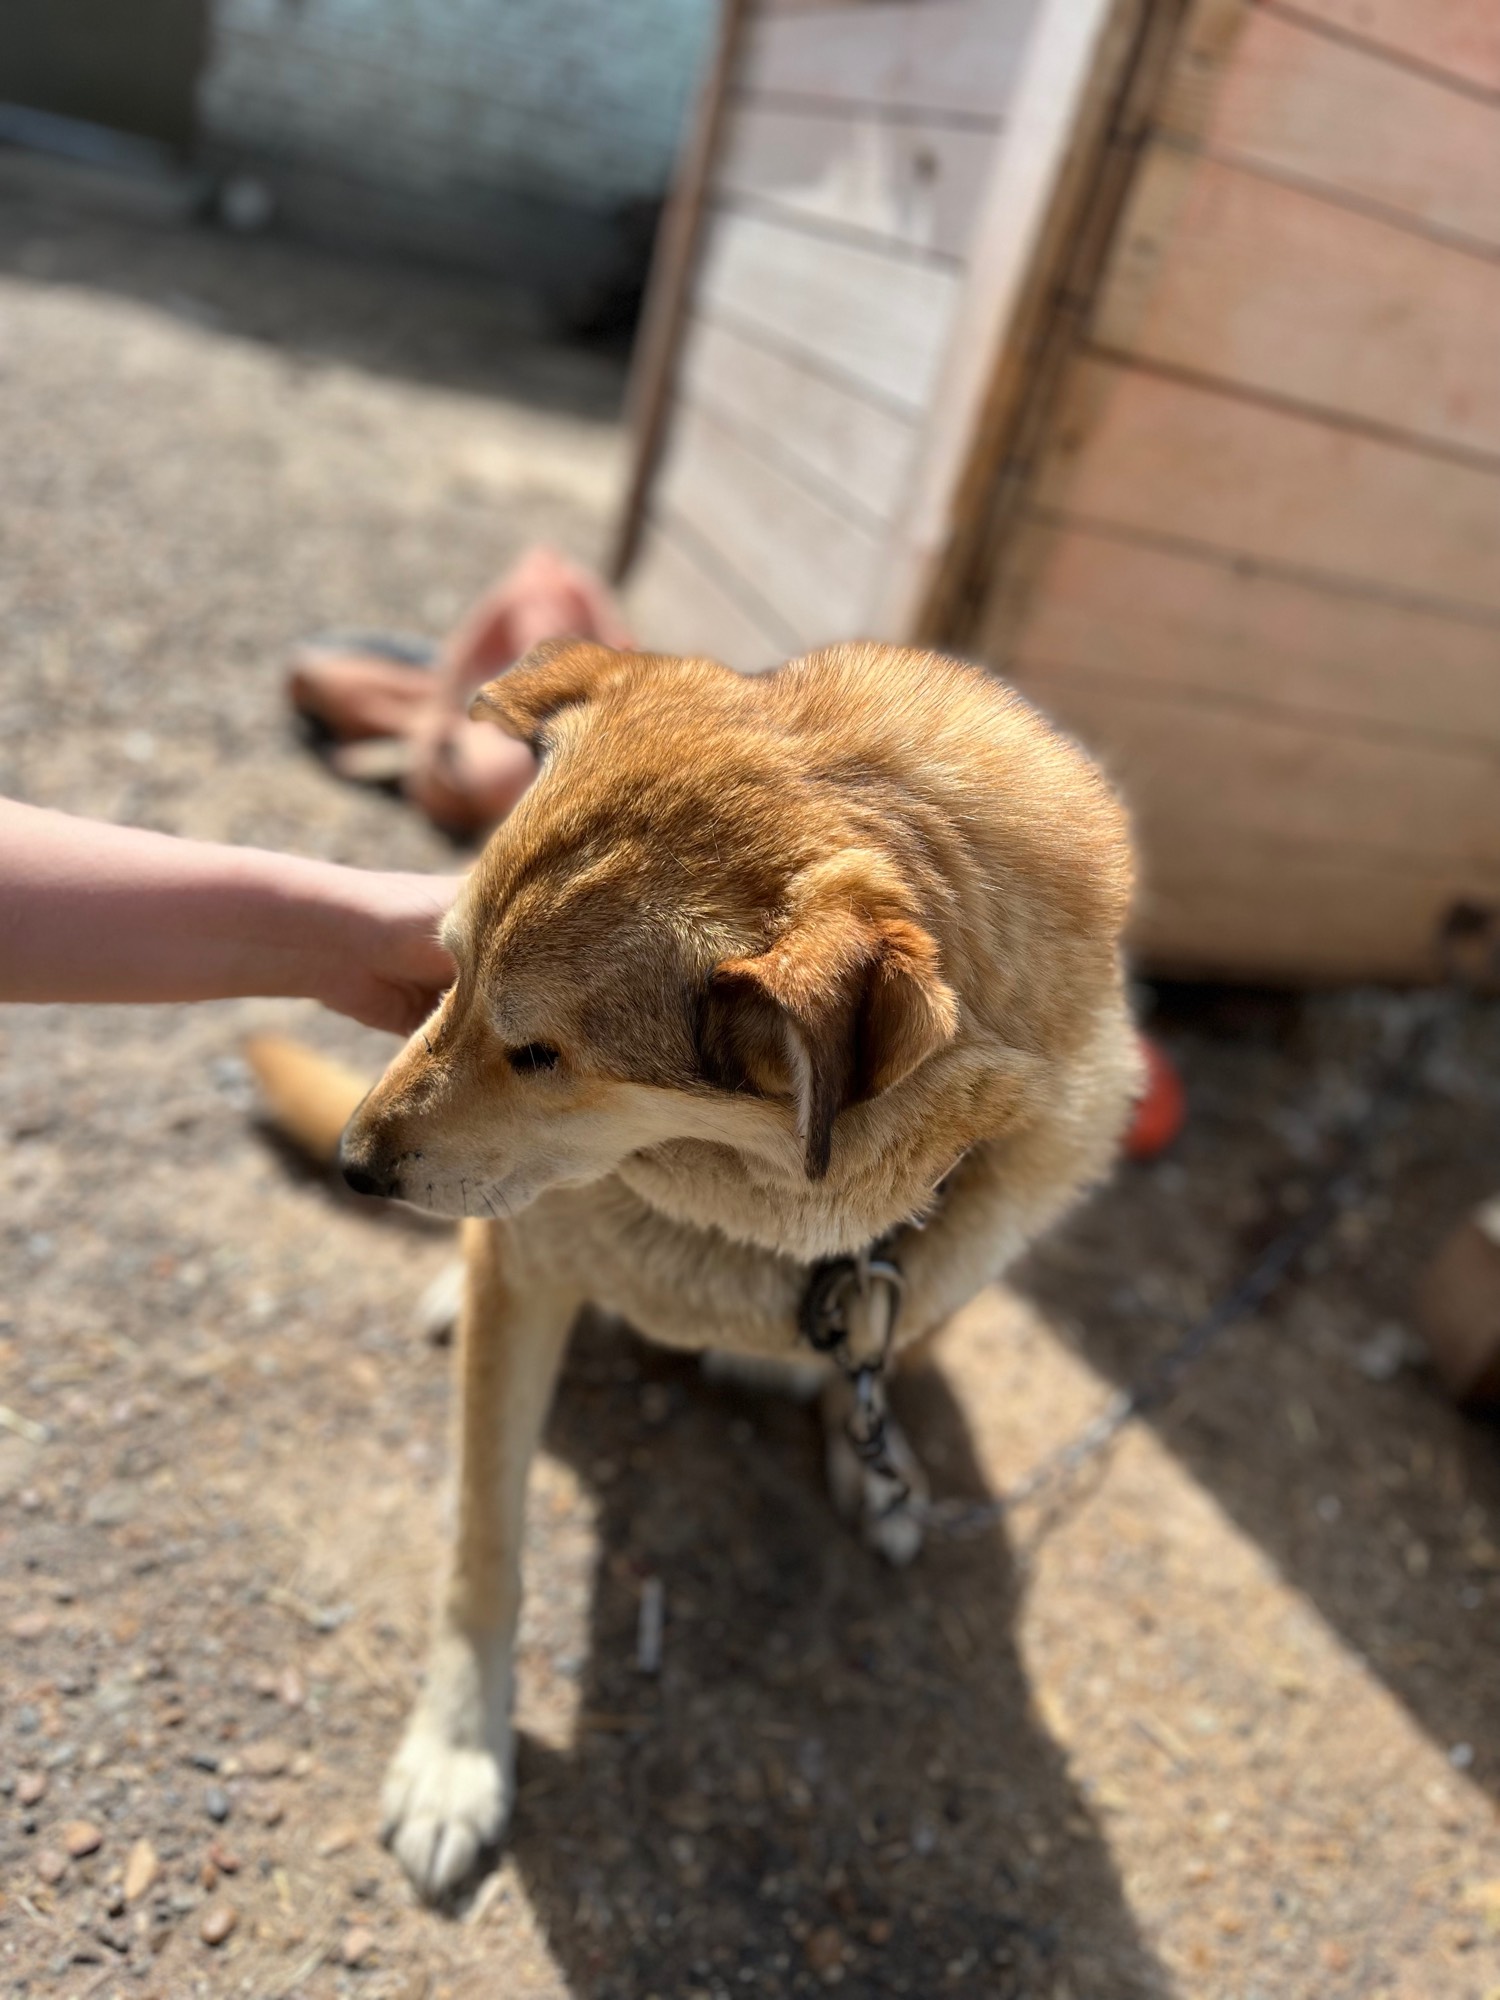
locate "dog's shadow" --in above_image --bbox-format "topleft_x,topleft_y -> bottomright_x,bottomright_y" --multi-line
499,1315 -> 1167,1998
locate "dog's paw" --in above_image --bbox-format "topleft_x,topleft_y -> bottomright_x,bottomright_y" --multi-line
865,1479 -> 926,1566
416,1259 -> 464,1345
380,1720 -> 513,1900
823,1398 -> 929,1567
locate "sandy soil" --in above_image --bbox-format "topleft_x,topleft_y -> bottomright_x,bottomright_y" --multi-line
3,180 -> 1500,2000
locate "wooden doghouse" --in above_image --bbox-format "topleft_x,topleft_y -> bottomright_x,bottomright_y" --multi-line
614,0 -> 1500,985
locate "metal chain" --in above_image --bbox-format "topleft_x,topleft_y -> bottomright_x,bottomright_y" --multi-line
800,1245 -> 911,1513
922,993 -> 1459,1539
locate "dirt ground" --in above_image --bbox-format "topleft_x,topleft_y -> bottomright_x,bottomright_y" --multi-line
4,178 -> 1500,2000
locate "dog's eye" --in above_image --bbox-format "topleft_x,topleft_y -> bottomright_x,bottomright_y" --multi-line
506,1042 -> 560,1076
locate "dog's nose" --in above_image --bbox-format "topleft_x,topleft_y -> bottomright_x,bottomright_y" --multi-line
342,1160 -> 396,1199
338,1131 -> 401,1200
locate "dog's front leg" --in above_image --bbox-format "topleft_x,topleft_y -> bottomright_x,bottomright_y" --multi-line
382,1219 -> 576,1900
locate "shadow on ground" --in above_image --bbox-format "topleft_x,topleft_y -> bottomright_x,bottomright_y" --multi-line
1016,985 -> 1500,1814
0,164 -> 628,418
498,1318 -> 1168,1999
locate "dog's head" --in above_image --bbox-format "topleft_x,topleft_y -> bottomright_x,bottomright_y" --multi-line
338,641 -> 959,1220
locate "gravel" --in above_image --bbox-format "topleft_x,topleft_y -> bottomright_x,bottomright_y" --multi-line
4,174 -> 1500,2000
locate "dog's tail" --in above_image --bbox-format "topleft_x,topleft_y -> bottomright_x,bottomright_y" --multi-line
244,1035 -> 369,1167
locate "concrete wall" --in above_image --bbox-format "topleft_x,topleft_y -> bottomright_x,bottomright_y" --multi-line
197,0 -> 715,312
4,0 -> 208,150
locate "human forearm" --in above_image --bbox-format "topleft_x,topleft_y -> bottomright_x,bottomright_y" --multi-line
0,802 -> 458,1032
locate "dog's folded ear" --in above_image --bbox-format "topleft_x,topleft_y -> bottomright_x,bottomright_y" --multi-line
705,904 -> 959,1180
470,639 -> 629,750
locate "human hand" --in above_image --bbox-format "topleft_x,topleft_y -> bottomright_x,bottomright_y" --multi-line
311,869 -> 464,1035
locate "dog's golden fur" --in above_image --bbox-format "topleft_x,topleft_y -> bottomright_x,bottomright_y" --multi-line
251,638 -> 1140,1900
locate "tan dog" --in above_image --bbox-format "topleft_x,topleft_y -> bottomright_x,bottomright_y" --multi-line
252,638 -> 1139,1900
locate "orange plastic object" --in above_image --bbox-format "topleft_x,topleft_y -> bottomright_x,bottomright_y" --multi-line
1125,1034 -> 1186,1160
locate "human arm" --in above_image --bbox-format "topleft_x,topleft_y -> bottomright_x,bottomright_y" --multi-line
0,800 -> 460,1035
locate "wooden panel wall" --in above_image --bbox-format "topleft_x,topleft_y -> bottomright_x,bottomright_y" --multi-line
622,0 -> 1041,671
976,0 -> 1500,982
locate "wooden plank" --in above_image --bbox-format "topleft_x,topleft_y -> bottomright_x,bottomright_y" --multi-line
1125,832 -> 1488,982
1093,144 -> 1500,461
987,520 -> 1500,749
1007,664 -> 1500,979
1160,5 -> 1500,255
1032,357 -> 1500,617
624,519 -> 789,675
1280,0 -> 1500,97
715,99 -> 998,259
612,0 -> 748,581
695,205 -> 961,410
677,314 -> 919,525
738,0 -> 1038,118
1004,667 -> 1500,873
656,400 -> 885,644
868,0 -> 1155,636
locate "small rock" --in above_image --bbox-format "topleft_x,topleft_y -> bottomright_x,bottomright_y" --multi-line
36,1849 -> 67,1885
1417,1208 -> 1500,1405
208,1840 -> 241,1874
805,1925 -> 847,1979
1355,1322 -> 1420,1383
123,1837 -> 159,1903
63,1819 -> 103,1858
17,1770 -> 48,1806
10,1609 -> 51,1642
201,1859 -> 219,1892
342,1927 -> 376,1968
639,1382 -> 673,1426
241,1739 -> 289,1778
279,1668 -> 306,1709
663,1793 -> 712,1834
246,1793 -> 283,1826
85,1483 -> 139,1529
316,1822 -> 360,1858
204,1785 -> 231,1823
199,1902 -> 238,1948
